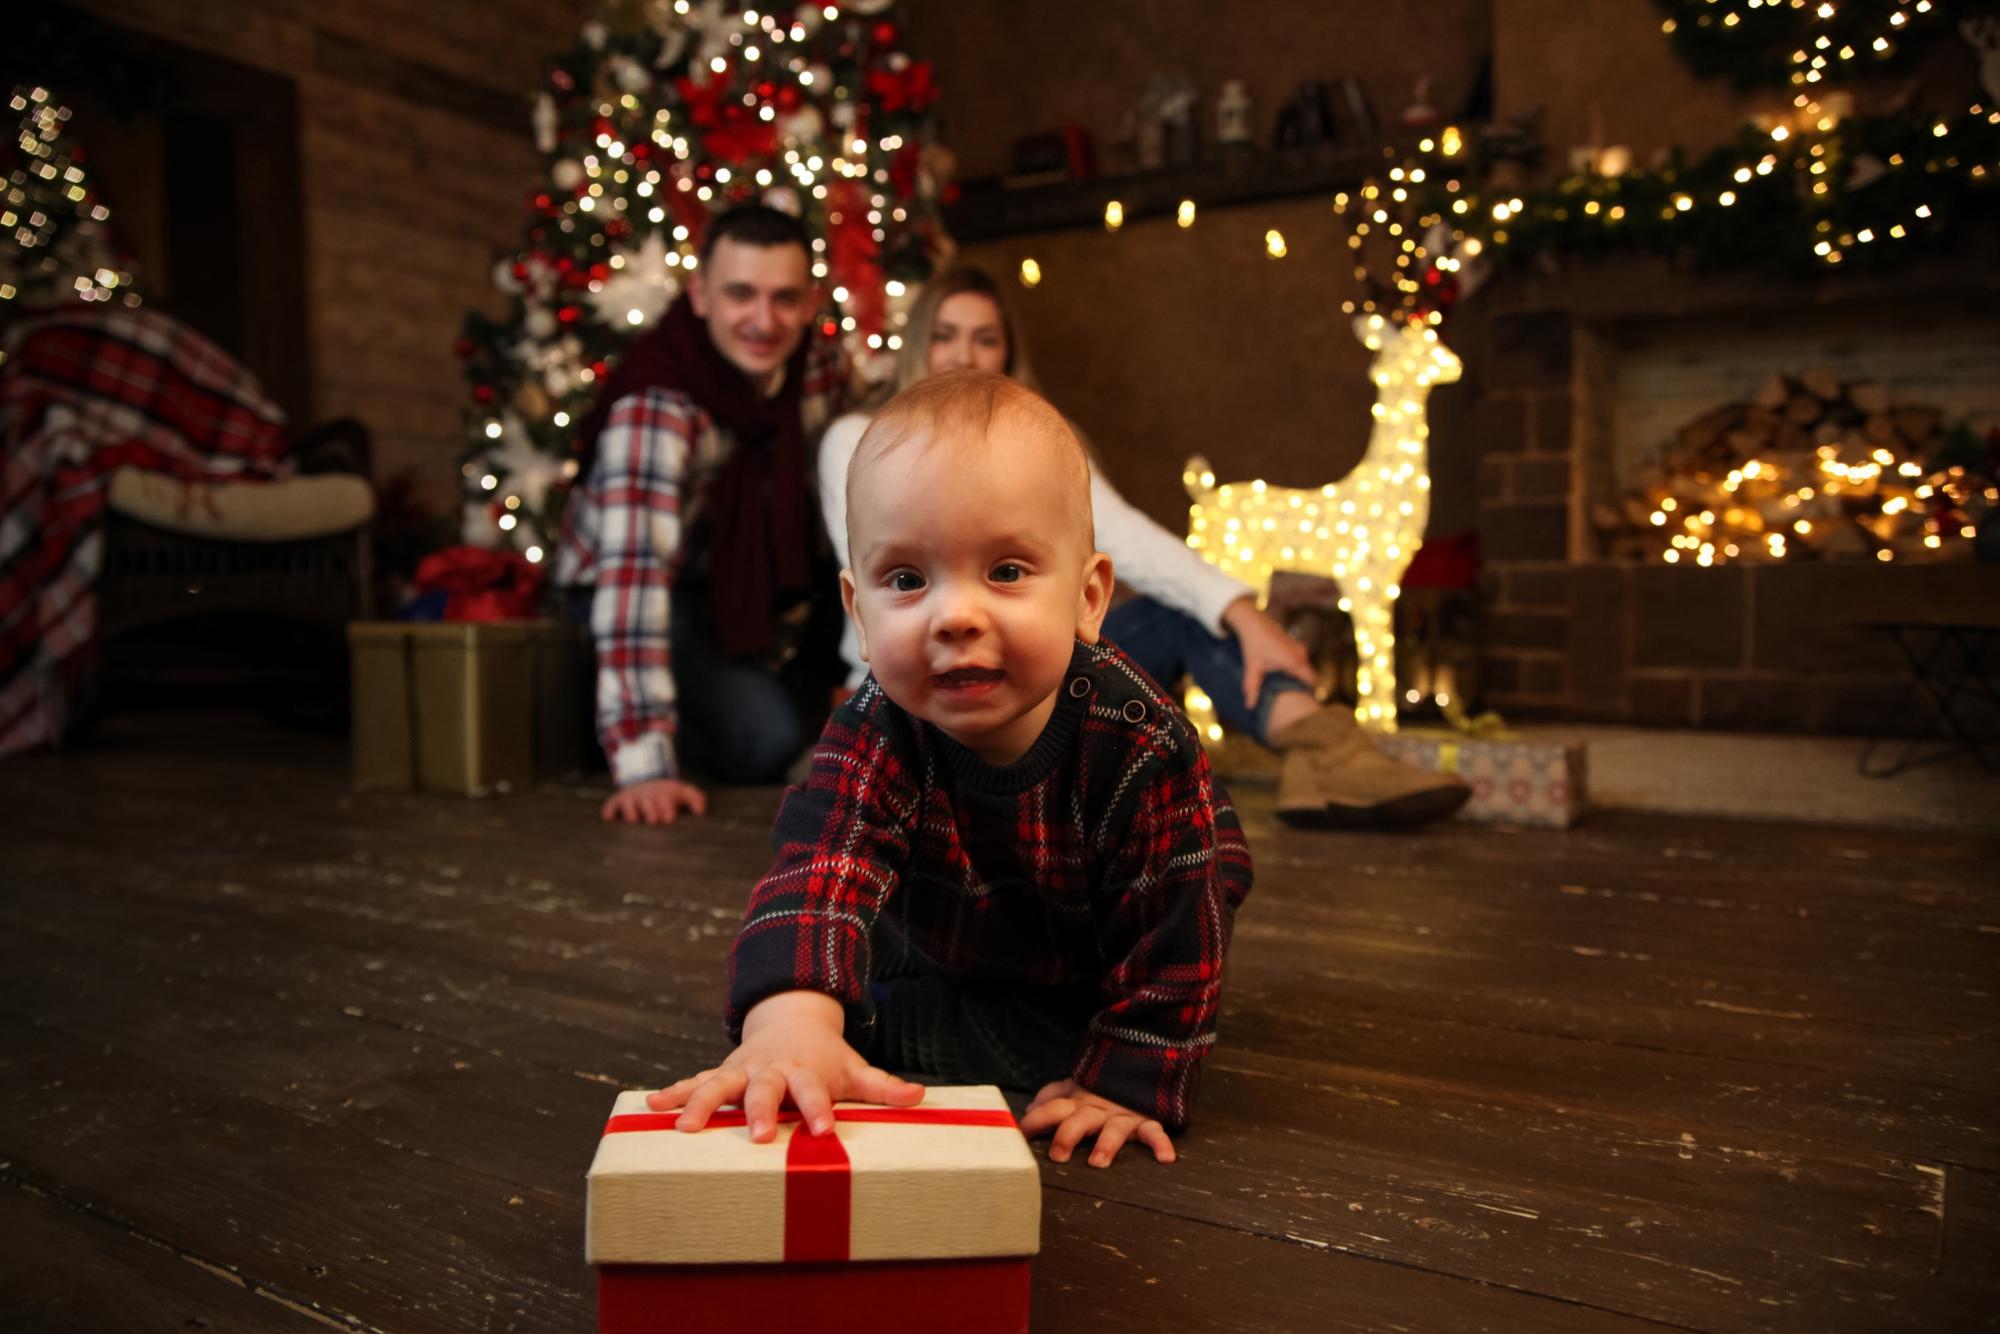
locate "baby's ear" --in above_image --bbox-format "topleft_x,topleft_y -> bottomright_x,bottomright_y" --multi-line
839,568 -> 870,661
1074,551 -> 1115,644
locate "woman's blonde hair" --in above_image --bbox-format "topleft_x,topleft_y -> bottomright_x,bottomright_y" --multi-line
893,266 -> 1039,394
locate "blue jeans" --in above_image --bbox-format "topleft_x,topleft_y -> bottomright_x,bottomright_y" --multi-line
566,587 -> 808,783
1101,597 -> 1314,746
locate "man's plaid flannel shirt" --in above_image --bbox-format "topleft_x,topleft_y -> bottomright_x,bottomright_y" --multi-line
726,640 -> 1254,1131
554,337 -> 842,786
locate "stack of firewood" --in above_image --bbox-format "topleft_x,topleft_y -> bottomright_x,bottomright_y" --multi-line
1594,369 -> 1966,565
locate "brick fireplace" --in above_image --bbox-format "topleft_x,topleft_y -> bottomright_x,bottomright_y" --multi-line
1462,250 -> 2000,734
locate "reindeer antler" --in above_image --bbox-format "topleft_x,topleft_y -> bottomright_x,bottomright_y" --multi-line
1332,140 -> 1489,331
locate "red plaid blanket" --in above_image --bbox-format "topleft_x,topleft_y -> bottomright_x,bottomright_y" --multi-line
1,307 -> 291,755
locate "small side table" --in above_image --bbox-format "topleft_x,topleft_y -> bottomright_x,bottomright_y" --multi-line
1857,614 -> 2000,776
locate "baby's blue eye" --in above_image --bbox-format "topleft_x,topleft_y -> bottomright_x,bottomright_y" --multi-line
991,563 -> 1022,583
890,570 -> 925,592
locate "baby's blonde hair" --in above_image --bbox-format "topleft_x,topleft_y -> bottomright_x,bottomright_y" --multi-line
847,369 -> 1092,552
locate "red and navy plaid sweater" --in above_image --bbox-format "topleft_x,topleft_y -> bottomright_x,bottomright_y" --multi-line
726,639 -> 1254,1130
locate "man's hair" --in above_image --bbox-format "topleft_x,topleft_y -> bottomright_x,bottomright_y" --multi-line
848,369 -> 1092,551
699,204 -> 811,262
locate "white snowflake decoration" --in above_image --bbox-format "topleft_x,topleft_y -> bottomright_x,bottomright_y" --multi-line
587,231 -> 682,331
488,412 -> 564,514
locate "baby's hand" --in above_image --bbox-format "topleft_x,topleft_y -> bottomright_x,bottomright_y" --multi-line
647,990 -> 924,1141
1020,1079 -> 1176,1168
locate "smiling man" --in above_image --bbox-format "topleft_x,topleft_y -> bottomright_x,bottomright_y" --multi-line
556,205 -> 845,825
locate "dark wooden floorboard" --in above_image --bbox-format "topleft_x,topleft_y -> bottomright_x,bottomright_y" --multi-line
2,711 -> 1996,1331
0,1178 -> 340,1333
1944,1165 -> 2000,1278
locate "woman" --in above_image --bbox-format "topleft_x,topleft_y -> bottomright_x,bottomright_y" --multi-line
816,267 -> 1467,828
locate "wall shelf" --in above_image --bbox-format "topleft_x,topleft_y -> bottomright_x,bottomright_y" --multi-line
943,138 -> 1407,242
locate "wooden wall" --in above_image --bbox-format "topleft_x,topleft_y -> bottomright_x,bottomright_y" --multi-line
1492,0 -> 1769,168
73,0 -> 587,513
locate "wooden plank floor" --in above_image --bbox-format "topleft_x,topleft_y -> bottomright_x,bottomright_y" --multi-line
3,710 -> 1997,1333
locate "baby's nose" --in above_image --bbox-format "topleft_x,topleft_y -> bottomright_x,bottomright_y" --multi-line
933,593 -> 986,637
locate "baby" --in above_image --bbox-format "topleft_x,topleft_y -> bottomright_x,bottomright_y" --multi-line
650,370 -> 1253,1167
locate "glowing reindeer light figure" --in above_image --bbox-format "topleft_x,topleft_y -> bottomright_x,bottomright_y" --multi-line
1184,313 -> 1462,733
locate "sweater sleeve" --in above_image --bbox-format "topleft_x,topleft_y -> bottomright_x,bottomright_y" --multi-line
725,696 -> 915,1044
1090,466 -> 1250,635
1072,726 -> 1253,1130
817,411 -> 871,688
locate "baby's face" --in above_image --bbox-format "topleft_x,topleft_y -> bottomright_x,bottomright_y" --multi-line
842,418 -> 1109,765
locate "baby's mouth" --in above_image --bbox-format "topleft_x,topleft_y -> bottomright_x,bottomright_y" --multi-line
933,666 -> 1005,690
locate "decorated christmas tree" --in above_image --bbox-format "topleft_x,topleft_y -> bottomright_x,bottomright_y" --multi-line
454,0 -> 952,562
1,83 -> 140,320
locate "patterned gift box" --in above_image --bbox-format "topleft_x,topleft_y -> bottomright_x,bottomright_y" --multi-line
587,1085 -> 1040,1334
1376,727 -> 1587,828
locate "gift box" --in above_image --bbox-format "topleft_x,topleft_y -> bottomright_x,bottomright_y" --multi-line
587,1085 -> 1040,1334
1375,727 -> 1587,828
347,619 -> 582,796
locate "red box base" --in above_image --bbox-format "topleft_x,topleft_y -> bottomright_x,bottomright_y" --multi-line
598,1257 -> 1031,1334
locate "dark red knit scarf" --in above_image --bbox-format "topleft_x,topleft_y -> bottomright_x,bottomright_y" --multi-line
575,293 -> 812,656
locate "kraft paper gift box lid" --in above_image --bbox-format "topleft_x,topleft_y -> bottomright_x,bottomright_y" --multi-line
586,1084 -> 1042,1266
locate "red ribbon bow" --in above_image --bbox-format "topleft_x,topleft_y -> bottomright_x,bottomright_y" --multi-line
703,110 -> 780,165
412,546 -> 545,622
867,60 -> 937,115
676,73 -> 726,128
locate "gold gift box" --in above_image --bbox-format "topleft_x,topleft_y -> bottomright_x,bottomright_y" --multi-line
347,619 -> 582,796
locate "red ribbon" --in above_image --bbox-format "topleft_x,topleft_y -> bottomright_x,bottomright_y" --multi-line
703,110 -> 779,165
675,74 -> 727,128
783,1121 -> 851,1262
411,545 -> 545,622
866,61 -> 937,115
823,179 -> 885,337
602,1106 -> 1019,1262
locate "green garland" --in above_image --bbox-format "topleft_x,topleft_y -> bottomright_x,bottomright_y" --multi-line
1335,3 -> 2000,313
1450,105 -> 1999,277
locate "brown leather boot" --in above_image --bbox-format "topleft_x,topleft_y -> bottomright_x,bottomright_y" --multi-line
1270,706 -> 1471,829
